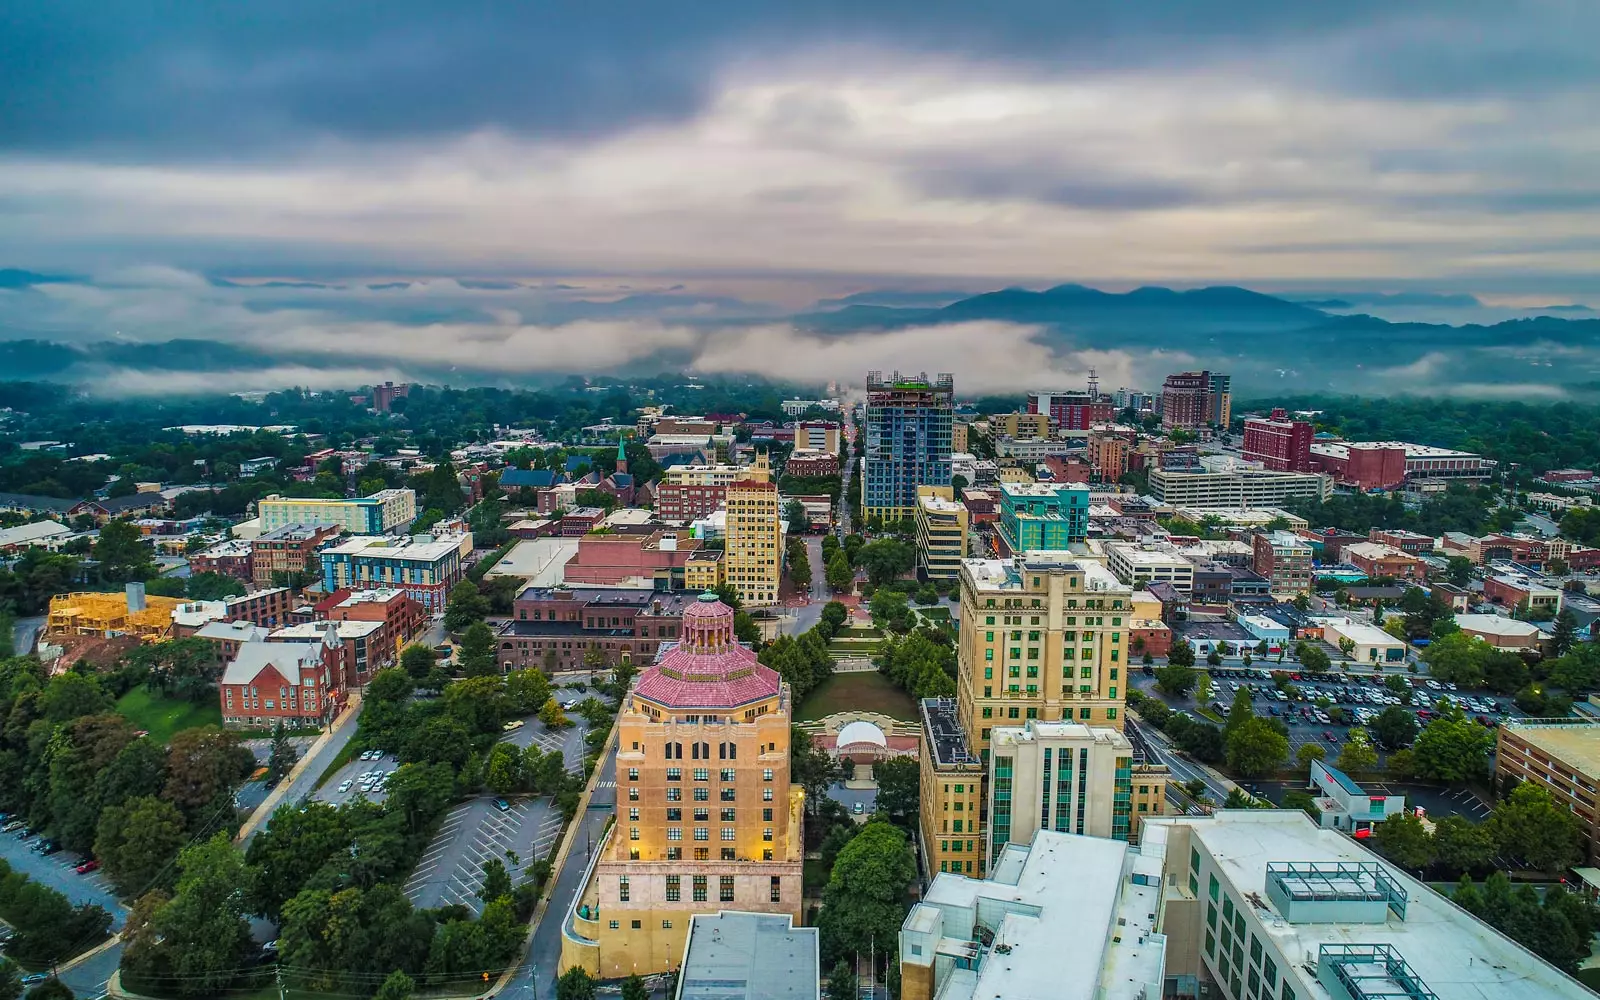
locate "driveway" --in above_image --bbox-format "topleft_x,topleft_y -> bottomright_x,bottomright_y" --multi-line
238,698 -> 362,847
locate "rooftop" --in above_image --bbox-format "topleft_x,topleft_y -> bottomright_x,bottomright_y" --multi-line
485,537 -> 580,585
1310,441 -> 1484,460
222,636 -> 330,686
998,481 -> 1091,499
678,911 -> 819,1000
272,619 -> 385,640
324,533 -> 467,561
0,521 -> 73,546
256,522 -> 337,542
921,697 -> 981,769
1453,614 -> 1543,638
1160,810 -> 1589,1000
1501,719 -> 1600,777
1107,542 -> 1194,567
962,557 -> 1128,594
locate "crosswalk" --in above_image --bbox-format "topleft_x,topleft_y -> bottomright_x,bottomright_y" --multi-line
596,779 -> 616,789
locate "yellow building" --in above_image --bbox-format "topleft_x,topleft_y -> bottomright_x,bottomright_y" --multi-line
684,549 -> 725,592
990,412 -> 1051,440
915,486 -> 968,580
996,465 -> 1033,484
258,487 -> 416,533
661,452 -> 771,488
561,595 -> 804,979
919,556 -> 1167,877
724,478 -> 781,608
47,587 -> 183,643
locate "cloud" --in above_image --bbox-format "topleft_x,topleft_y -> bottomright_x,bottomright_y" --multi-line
83,365 -> 412,397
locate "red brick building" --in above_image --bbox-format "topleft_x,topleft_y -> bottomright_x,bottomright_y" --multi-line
1312,444 -> 1408,491
1343,542 -> 1428,583
223,587 -> 296,628
271,619 -> 389,687
220,631 -> 344,727
500,588 -> 696,671
1241,408 -> 1314,472
189,540 -> 254,583
561,529 -> 704,588
1129,619 -> 1173,658
961,489 -> 998,525
783,452 -> 839,477
1160,371 -> 1217,430
1040,455 -> 1093,484
653,482 -> 727,523
1367,528 -> 1435,555
561,508 -> 607,536
1027,390 -> 1114,431
252,523 -> 341,589
326,587 -> 425,646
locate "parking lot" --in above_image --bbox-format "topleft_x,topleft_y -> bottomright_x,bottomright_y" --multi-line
0,824 -> 125,930
314,750 -> 401,807
400,712 -> 590,915
1135,665 -> 1530,764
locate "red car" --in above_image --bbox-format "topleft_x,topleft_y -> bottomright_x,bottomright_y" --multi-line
75,860 -> 98,874
1323,730 -> 1338,742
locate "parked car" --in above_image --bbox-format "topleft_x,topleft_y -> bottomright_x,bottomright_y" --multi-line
39,840 -> 60,855
502,719 -> 526,732
492,798 -> 511,812
21,974 -> 48,986
1,821 -> 21,833
338,780 -> 353,793
75,859 -> 99,874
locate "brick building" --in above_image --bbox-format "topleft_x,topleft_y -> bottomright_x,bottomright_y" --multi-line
561,528 -> 704,589
271,619 -> 389,688
499,589 -> 697,671
782,451 -> 839,477
189,539 -> 254,583
1343,541 -> 1428,583
1251,530 -> 1314,598
252,523 -> 341,588
1241,408 -> 1314,472
220,630 -> 344,727
1367,527 -> 1436,555
653,483 -> 727,524
1026,390 -> 1114,431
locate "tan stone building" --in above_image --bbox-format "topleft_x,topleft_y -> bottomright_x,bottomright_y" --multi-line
725,478 -> 781,608
561,595 -> 804,979
914,485 -> 968,580
1495,719 -> 1600,864
989,412 -> 1051,440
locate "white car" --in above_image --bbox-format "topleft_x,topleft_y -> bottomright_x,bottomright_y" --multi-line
338,780 -> 352,793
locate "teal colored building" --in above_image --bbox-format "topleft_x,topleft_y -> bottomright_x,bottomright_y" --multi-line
997,482 -> 1090,552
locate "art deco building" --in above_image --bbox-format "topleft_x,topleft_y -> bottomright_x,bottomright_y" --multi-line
561,594 -> 803,978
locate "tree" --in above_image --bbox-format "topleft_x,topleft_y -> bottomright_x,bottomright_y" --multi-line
1194,672 -> 1213,707
816,820 -> 916,966
874,755 -> 920,828
1225,717 -> 1288,778
1167,640 -> 1195,668
153,834 -> 254,996
826,550 -> 854,592
854,539 -> 915,586
0,961 -> 18,1000
1370,705 -> 1419,749
400,644 -> 436,680
786,500 -> 810,535
1430,814 -> 1494,875
161,727 -> 255,825
1446,555 -> 1474,587
820,600 -> 850,633
1336,729 -> 1378,773
540,697 -> 571,729
825,960 -> 858,1000
375,971 -> 417,1000
1551,608 -> 1581,657
479,858 -> 514,905
94,519 -> 155,583
22,981 -> 71,1000
1296,743 -> 1327,770
1410,707 -> 1495,781
1423,632 -> 1489,689
1281,790 -> 1322,823
556,967 -> 598,1000
1485,783 -> 1584,873
459,621 -> 498,677
1155,663 -> 1196,698
443,581 -> 491,632
791,724 -> 836,816
266,721 -> 298,785
1373,813 -> 1434,871
1296,643 -> 1331,674
1224,688 -> 1254,739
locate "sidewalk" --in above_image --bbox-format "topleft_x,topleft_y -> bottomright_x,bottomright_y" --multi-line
235,691 -> 363,844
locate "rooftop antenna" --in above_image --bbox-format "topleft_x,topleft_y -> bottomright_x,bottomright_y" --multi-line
1088,367 -> 1100,401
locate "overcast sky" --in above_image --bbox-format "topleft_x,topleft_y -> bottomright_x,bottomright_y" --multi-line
3,1 -> 1598,304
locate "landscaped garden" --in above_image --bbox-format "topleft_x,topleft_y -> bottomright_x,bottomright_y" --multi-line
796,670 -> 918,722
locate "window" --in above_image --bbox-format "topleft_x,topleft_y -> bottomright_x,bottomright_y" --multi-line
693,876 -> 707,902
628,808 -> 640,821
694,808 -> 709,821
667,828 -> 682,841
763,828 -> 773,842
771,876 -> 782,903
609,920 -> 620,930
721,768 -> 736,782
666,767 -> 681,782
632,919 -> 641,930
1208,874 -> 1219,901
763,768 -> 774,781
666,808 -> 682,822
721,788 -> 736,801
662,920 -> 672,929
694,828 -> 709,841
666,787 -> 681,802
628,787 -> 639,801
628,768 -> 639,781
618,876 -> 630,902
763,787 -> 774,801
694,787 -> 709,801
721,827 -> 735,841
720,876 -> 735,902
694,768 -> 710,781
629,827 -> 639,841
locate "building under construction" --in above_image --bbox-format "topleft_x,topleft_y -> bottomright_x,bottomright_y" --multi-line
47,583 -> 181,643
863,371 -> 954,522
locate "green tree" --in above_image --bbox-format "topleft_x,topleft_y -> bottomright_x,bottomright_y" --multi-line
96,794 -> 188,897
1485,783 -> 1584,873
1296,743 -> 1327,770
621,974 -> 649,1000
1296,642 -> 1331,674
1167,640 -> 1195,668
486,743 -> 523,796
1430,814 -> 1494,875
443,581 -> 491,631
1423,632 -> 1489,689
826,550 -> 854,592
874,755 -> 920,828
0,960 -> 19,1000
1281,790 -> 1322,823
94,519 -> 156,583
479,858 -> 514,905
1410,707 -> 1495,781
1224,688 -> 1254,739
816,820 -> 917,966
825,960 -> 858,1000
506,668 -> 552,715
243,801 -> 352,919
153,834 -> 254,996
1370,705 -> 1419,749
22,981 -> 72,1000
556,967 -> 598,1000
1373,813 -> 1434,871
266,721 -> 299,785
1551,608 -> 1582,657
791,724 -> 836,817
1155,663 -> 1196,697
375,971 -> 417,1000
1336,729 -> 1379,773
854,539 -> 915,586
459,621 -> 498,677
1225,717 -> 1288,779
161,726 -> 255,826
400,643 -> 436,680
540,697 -> 572,729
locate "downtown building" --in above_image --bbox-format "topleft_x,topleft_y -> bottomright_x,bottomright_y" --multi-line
259,487 -> 417,534
918,556 -> 1167,879
725,477 -> 782,608
863,371 -> 954,522
561,595 -> 803,979
1161,371 -> 1231,430
1026,390 -> 1114,431
1241,408 -> 1314,472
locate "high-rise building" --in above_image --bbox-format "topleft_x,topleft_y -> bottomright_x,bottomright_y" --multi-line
919,556 -> 1168,878
915,485 -> 969,580
1026,390 -> 1115,431
987,720 -> 1138,861
725,478 -> 781,608
259,488 -> 418,534
864,371 -> 954,522
1160,370 -> 1230,430
1086,431 -> 1130,482
560,595 -> 803,979
1251,530 -> 1314,598
995,482 -> 1089,553
1241,407 -> 1314,472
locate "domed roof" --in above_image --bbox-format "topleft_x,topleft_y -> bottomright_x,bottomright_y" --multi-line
837,720 -> 888,750
632,592 -> 778,709
683,592 -> 733,619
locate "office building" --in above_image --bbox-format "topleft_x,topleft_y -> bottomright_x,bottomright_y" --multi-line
725,478 -> 781,608
900,830 -> 1165,1000
684,549 -> 725,593
1149,463 -> 1331,507
996,481 -> 1089,553
1106,541 -> 1197,594
251,522 -> 341,588
782,450 -> 838,477
1483,570 -> 1563,616
561,595 -> 803,979
319,532 -> 471,612
655,454 -> 772,523
676,912 -> 818,1000
1157,810 -> 1587,1000
1342,541 -> 1427,583
951,422 -> 969,453
1241,408 -> 1314,472
915,486 -> 969,580
220,630 -> 344,728
792,421 -> 840,453
919,698 -> 987,878
1251,531 -> 1314,598
987,721 -> 1139,861
1310,441 -> 1494,490
1496,719 -> 1600,864
370,381 -> 411,412
500,589 -> 695,672
1086,431 -> 1130,482
863,371 -> 954,522
1027,390 -> 1113,431
189,539 -> 254,583
259,488 -> 417,534
1307,760 -> 1406,834
1162,371 -> 1229,430
989,412 -> 1052,440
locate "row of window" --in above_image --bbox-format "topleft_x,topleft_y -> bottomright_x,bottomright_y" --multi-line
630,767 -> 774,782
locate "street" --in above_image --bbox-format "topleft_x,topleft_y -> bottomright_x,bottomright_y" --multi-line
238,697 -> 363,847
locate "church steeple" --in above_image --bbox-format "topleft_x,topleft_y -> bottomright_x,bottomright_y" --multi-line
616,438 -> 628,475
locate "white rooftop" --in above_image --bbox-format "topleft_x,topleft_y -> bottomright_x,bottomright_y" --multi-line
222,636 -> 330,686
1311,441 -> 1481,459
0,521 -> 72,547
1344,541 -> 1418,562
335,587 -> 407,606
194,620 -> 269,643
272,620 -> 384,640
678,912 -> 818,1000
325,533 -> 468,561
1166,811 -> 1590,1000
1453,614 -> 1543,638
1108,542 -> 1192,567
483,537 -> 580,586
917,491 -> 965,514
999,480 -> 1091,497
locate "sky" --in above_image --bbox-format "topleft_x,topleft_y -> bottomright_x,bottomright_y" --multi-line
2,2 -> 1598,393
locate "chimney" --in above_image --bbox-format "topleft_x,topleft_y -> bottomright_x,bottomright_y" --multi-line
126,581 -> 147,613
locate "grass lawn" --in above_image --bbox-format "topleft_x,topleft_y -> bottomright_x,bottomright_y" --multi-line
797,671 -> 917,722
916,606 -> 951,621
115,687 -> 222,744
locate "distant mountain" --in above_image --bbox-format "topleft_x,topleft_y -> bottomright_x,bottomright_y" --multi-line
0,269 -> 75,289
812,289 -> 975,310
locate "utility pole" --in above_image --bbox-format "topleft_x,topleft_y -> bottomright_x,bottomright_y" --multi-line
276,961 -> 286,1000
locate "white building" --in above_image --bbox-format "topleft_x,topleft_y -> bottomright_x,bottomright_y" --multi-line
1308,760 -> 1406,833
1150,461 -> 1330,507
1317,618 -> 1409,666
1106,541 -> 1196,594
0,520 -> 74,552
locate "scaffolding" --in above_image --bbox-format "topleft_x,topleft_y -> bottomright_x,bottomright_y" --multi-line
1319,944 -> 1437,1000
47,592 -> 181,643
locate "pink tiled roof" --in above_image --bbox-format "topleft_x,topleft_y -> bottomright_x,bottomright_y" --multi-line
634,658 -> 781,709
